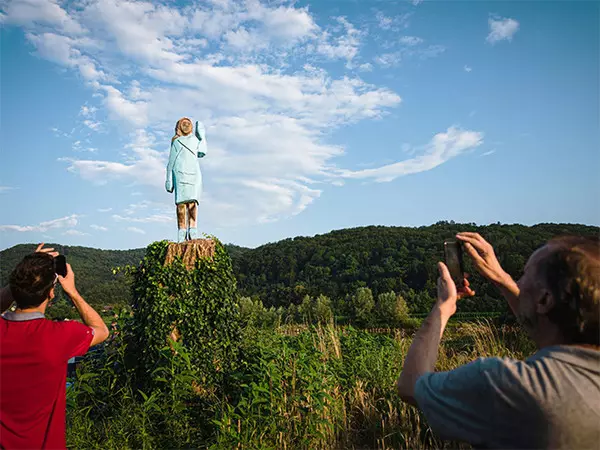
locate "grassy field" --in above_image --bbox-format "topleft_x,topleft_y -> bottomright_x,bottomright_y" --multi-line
66,319 -> 535,449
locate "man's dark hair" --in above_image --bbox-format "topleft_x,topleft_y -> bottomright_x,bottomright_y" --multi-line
8,253 -> 56,309
541,235 -> 600,346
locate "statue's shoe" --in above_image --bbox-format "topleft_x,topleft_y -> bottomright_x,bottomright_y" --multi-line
188,227 -> 198,240
177,228 -> 187,243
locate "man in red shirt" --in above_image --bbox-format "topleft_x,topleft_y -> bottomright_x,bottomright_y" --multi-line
0,244 -> 109,449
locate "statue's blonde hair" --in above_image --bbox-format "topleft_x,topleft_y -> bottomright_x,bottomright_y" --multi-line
172,117 -> 192,143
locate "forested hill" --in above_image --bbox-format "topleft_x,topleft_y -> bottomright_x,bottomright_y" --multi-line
1,222 -> 598,313
232,222 -> 599,313
0,244 -> 147,308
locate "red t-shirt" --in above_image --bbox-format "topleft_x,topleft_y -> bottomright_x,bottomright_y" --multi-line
0,313 -> 94,449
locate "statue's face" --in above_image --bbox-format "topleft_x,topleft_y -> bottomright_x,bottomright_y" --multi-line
180,119 -> 193,135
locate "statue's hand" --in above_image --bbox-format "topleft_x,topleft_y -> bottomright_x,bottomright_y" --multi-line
166,180 -> 173,193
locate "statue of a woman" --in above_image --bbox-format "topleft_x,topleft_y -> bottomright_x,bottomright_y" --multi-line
165,117 -> 207,242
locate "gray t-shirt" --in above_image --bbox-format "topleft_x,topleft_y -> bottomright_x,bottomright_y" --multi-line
414,345 -> 600,449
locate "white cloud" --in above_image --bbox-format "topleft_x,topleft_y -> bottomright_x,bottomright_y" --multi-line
481,149 -> 496,157
376,12 -> 393,30
3,0 -> 475,228
464,65 -> 472,72
64,229 -> 88,236
338,127 -> 484,182
0,186 -> 16,193
314,16 -> 362,62
97,207 -> 112,212
487,16 -> 519,44
90,224 -> 108,231
399,36 -> 423,46
113,214 -> 171,223
80,105 -> 98,117
410,0 -> 424,5
374,52 -> 402,68
0,214 -> 79,232
83,119 -> 101,131
0,0 -> 84,34
127,226 -> 145,234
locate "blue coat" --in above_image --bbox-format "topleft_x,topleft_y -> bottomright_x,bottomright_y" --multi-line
165,121 -> 207,204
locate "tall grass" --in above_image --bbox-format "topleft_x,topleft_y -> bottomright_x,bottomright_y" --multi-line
67,320 -> 534,449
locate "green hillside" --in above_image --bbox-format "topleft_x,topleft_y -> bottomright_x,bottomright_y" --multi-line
2,222 -> 597,314
0,244 -> 146,309
232,222 -> 599,313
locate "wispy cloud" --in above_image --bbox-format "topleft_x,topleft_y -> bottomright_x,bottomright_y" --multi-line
90,224 -> 108,231
0,186 -> 16,193
0,214 -> 79,232
127,227 -> 145,234
337,126 -> 484,182
399,36 -> 423,46
113,214 -> 171,223
480,149 -> 496,157
2,0 -> 477,228
97,207 -> 112,213
410,0 -> 424,5
487,16 -> 519,44
64,229 -> 89,236
464,65 -> 472,72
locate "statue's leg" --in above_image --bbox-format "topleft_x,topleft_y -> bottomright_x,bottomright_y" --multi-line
176,203 -> 187,242
187,202 -> 198,240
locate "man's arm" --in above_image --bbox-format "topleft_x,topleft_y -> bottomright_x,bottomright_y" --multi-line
397,263 -> 474,405
456,232 -> 520,314
59,264 -> 109,347
0,286 -> 14,314
397,305 -> 450,406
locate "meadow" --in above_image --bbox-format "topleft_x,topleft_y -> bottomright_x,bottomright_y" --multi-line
66,318 -> 535,449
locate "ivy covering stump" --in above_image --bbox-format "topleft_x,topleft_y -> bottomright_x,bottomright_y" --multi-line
128,238 -> 241,399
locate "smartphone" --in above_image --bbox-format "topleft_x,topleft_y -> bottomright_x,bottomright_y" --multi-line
444,240 -> 465,287
54,255 -> 68,277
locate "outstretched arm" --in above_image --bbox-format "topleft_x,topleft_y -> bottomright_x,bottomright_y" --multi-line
397,263 -> 474,405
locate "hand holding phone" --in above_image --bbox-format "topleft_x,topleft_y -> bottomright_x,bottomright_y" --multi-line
54,255 -> 68,278
443,240 -> 465,288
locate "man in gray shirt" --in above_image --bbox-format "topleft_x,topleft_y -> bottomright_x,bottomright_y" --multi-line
397,233 -> 600,449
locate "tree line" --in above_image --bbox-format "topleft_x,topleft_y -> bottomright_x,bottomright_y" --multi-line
1,222 -> 597,321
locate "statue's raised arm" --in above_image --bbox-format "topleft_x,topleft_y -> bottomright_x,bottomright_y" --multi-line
165,117 -> 207,242
195,121 -> 207,158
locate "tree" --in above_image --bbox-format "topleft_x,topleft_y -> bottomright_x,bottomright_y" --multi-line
374,291 -> 409,326
314,294 -> 333,324
350,287 -> 374,326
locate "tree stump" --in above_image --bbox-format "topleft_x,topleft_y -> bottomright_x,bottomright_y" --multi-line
164,238 -> 216,269
164,239 -> 215,347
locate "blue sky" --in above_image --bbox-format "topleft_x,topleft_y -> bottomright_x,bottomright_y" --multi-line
0,0 -> 598,250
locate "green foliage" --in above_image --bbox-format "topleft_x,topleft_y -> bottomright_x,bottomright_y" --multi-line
129,238 -> 241,396
297,294 -> 334,324
350,287 -> 375,326
232,223 -> 599,312
374,291 -> 410,326
3,223 -> 597,320
0,244 -> 145,309
238,296 -> 283,328
66,305 -> 534,449
46,298 -> 80,321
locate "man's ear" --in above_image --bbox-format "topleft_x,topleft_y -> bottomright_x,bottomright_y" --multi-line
536,291 -> 556,315
49,287 -> 55,301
